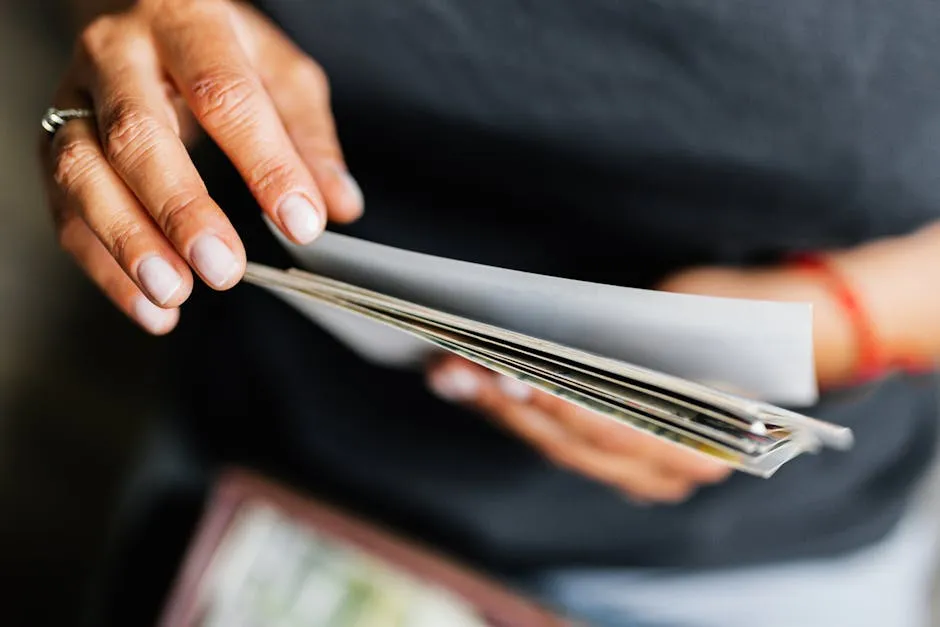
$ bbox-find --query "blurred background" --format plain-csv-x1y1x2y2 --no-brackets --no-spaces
1,3,171,624
3,2,940,626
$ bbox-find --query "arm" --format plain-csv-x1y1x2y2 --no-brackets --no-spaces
658,221,940,388
427,223,940,504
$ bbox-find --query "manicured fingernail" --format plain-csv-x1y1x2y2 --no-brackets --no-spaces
278,193,323,243
498,375,532,401
132,296,178,334
430,368,480,402
137,256,183,306
190,234,239,288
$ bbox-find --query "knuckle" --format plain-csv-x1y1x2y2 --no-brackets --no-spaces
246,157,296,196
157,191,203,241
100,101,162,168
80,14,150,68
52,139,101,195
79,14,121,57
290,58,329,96
188,69,257,128
105,218,145,263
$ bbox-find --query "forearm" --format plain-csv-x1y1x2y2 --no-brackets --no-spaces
833,221,940,368
658,220,940,388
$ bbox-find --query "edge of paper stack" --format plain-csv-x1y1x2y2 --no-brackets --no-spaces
242,263,854,479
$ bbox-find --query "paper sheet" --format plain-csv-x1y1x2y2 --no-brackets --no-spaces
265,228,818,406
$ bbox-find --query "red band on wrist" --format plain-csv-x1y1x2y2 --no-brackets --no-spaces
788,252,933,384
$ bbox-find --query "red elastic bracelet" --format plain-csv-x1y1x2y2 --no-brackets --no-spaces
788,252,933,384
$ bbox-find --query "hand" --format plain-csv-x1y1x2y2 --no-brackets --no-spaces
426,355,732,504
40,0,363,334
657,225,940,389
658,265,860,389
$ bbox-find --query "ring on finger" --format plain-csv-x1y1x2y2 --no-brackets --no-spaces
41,107,95,139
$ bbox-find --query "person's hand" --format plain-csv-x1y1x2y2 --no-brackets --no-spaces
657,224,940,389
40,0,363,334
426,355,732,504
658,264,861,389
425,224,940,503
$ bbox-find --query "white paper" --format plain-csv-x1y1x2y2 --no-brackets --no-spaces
270,287,437,366
264,228,818,406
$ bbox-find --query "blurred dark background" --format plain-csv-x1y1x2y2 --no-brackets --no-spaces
0,3,171,624
3,2,940,626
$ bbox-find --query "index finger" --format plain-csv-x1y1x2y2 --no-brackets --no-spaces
153,2,326,244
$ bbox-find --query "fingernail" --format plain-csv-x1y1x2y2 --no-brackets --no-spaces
190,234,239,288
137,256,183,306
132,296,178,334
498,375,532,401
430,368,480,402
278,193,323,243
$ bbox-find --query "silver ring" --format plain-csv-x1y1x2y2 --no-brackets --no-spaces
41,107,95,137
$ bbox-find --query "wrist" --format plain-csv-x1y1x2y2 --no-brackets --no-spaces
780,262,861,388
831,232,940,366
799,226,940,386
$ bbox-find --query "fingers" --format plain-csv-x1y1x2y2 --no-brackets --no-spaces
55,206,179,335
426,356,731,502
476,390,697,502
46,1,360,334
240,3,363,223
530,391,732,484
154,2,328,244
559,446,700,503
45,99,197,309
79,20,245,293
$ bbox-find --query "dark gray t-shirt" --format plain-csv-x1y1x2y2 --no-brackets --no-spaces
177,0,940,572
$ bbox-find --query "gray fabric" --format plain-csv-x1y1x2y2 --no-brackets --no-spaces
172,0,940,573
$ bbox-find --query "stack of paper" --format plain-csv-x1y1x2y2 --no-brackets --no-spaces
243,231,853,478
